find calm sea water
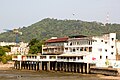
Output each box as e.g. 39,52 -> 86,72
0,70 -> 119,80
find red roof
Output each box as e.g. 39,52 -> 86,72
45,37 -> 68,43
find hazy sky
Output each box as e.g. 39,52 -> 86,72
0,0 -> 120,33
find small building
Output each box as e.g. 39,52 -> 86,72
42,37 -> 68,55
9,42 -> 29,55
0,42 -> 16,46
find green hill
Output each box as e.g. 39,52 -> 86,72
0,18 -> 120,42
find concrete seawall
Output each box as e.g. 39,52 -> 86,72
90,67 -> 119,76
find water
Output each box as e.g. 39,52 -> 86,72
0,70 -> 119,80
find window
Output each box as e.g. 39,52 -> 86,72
111,52 -> 114,55
100,56 -> 102,59
111,38 -> 114,41
77,47 -> 79,50
81,56 -> 83,60
105,42 -> 107,44
101,40 -> 103,42
65,48 -> 68,50
89,47 -> 92,52
66,43 -> 68,45
70,42 -> 72,46
84,48 -> 87,51
106,56 -> 108,59
105,49 -> 107,52
73,48 -> 75,52
111,46 -> 114,48
80,47 -> 83,51
78,56 -> 83,60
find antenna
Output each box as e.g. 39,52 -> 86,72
104,12 -> 110,26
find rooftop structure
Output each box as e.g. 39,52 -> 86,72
42,37 -> 68,55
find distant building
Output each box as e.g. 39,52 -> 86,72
0,42 -> 30,55
0,42 -> 16,46
10,42 -> 29,55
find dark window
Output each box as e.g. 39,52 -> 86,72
111,46 -> 114,48
77,48 -> 79,50
70,42 -> 72,46
81,56 -> 83,59
100,56 -> 102,59
73,49 -> 75,52
84,48 -> 87,51
105,42 -> 107,44
105,49 -> 107,52
111,52 -> 114,55
101,40 -> 103,42
106,56 -> 108,59
112,38 -> 114,41
80,47 -> 83,51
89,47 -> 92,52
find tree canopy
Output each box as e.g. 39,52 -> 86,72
28,38 -> 44,54
0,18 -> 120,43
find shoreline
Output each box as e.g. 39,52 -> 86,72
0,69 -> 120,80
0,63 -> 14,70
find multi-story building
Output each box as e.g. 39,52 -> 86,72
42,33 -> 117,67
42,37 -> 68,55
59,35 -> 93,62
92,33 -> 116,67
10,42 -> 29,55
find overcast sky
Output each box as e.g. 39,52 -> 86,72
0,0 -> 120,33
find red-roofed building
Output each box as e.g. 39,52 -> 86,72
42,37 -> 68,55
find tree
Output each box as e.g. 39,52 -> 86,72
28,38 -> 39,47
0,46 -> 12,64
0,46 -> 5,56
28,39 -> 44,54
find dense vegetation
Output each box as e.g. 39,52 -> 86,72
0,46 -> 12,64
0,18 -> 120,43
28,38 -> 44,54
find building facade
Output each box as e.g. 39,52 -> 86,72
42,33 -> 117,67
42,37 -> 68,55
9,42 -> 29,55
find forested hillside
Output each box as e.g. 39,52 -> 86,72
0,18 -> 120,42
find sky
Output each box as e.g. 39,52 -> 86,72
0,0 -> 120,33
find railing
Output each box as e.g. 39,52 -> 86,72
12,55 -> 86,63
57,58 -> 84,62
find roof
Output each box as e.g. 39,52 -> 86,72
45,37 -> 68,43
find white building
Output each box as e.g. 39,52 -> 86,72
9,42 -> 29,55
42,37 -> 68,55
42,33 -> 118,67
92,33 -> 116,67
0,42 -> 16,46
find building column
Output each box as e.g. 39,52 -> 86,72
19,61 -> 22,70
47,61 -> 50,71
40,61 -> 42,70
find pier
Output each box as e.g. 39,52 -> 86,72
13,55 -> 90,74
